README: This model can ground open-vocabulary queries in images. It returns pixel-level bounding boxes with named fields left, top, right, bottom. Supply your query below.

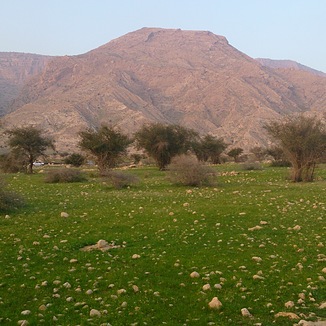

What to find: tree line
left=1, top=114, right=325, bottom=182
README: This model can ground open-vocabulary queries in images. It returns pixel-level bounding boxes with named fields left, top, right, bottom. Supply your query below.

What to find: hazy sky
left=1, top=0, right=325, bottom=72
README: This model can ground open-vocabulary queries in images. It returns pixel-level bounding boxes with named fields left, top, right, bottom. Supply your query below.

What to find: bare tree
left=265, top=115, right=326, bottom=182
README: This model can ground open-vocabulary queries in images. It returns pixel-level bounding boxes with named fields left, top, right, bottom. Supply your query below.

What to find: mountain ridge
left=1, top=28, right=325, bottom=152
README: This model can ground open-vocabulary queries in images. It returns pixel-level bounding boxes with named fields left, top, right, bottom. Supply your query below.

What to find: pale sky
left=1, top=0, right=325, bottom=72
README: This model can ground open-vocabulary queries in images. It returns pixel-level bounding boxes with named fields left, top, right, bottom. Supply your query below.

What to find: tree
left=79, top=125, right=131, bottom=173
left=6, top=126, right=55, bottom=174
left=250, top=146, right=267, bottom=162
left=135, top=123, right=198, bottom=170
left=193, top=135, right=227, bottom=164
left=227, top=147, right=244, bottom=162
left=265, top=115, right=326, bottom=182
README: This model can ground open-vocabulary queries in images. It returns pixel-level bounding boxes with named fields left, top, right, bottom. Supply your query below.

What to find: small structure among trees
left=6, top=126, right=55, bottom=174
left=265, top=114, right=326, bottom=182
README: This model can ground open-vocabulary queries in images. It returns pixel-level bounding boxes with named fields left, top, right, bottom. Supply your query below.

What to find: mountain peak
left=1, top=28, right=325, bottom=152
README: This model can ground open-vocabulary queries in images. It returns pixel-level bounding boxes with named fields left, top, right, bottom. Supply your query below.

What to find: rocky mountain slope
left=1, top=28, right=325, bottom=152
left=0, top=52, right=52, bottom=116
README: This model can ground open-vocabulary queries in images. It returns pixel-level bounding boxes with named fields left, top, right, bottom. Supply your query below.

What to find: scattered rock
left=292, top=225, right=301, bottom=231
left=81, top=240, right=121, bottom=252
left=132, top=254, right=141, bottom=259
left=248, top=225, right=263, bottom=231
left=208, top=297, right=222, bottom=310
left=202, top=284, right=211, bottom=291
left=322, top=267, right=326, bottom=274
left=97, top=239, right=108, bottom=248
left=284, top=301, right=295, bottom=308
left=89, top=309, right=101, bottom=317
left=297, top=321, right=326, bottom=326
left=275, top=312, right=299, bottom=320
left=241, top=308, right=252, bottom=317
left=117, top=289, right=126, bottom=295
left=17, top=321, right=29, bottom=326
left=21, top=310, right=31, bottom=316
left=319, top=302, right=326, bottom=309
left=252, top=256, right=262, bottom=262
left=60, top=212, right=69, bottom=218
left=190, top=271, right=200, bottom=278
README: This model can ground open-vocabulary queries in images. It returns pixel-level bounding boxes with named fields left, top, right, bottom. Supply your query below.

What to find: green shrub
left=167, top=154, right=217, bottom=187
left=270, top=160, right=292, bottom=167
left=64, top=153, right=86, bottom=167
left=44, top=169, right=87, bottom=183
left=240, top=161, right=263, bottom=171
left=0, top=178, right=25, bottom=212
left=0, top=153, right=26, bottom=173
left=102, top=170, right=140, bottom=189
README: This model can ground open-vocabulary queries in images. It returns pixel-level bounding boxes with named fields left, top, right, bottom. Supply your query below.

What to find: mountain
left=0, top=52, right=52, bottom=116
left=1, top=28, right=325, bottom=152
left=256, top=58, right=326, bottom=77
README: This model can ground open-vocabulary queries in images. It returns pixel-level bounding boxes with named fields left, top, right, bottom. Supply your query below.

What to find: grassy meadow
left=0, top=164, right=325, bottom=325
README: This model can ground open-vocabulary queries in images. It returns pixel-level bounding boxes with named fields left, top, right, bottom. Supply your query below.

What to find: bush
left=167, top=154, right=217, bottom=187
left=44, top=169, right=87, bottom=183
left=0, top=178, right=25, bottom=212
left=102, top=170, right=140, bottom=189
left=64, top=153, right=86, bottom=167
left=270, top=160, right=292, bottom=167
left=0, top=153, right=26, bottom=173
left=240, top=162, right=263, bottom=171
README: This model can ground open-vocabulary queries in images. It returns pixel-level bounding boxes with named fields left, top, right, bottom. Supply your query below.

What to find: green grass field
left=0, top=165, right=325, bottom=325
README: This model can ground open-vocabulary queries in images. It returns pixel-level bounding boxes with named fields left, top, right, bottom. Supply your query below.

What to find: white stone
left=190, top=271, right=200, bottom=278
left=97, top=239, right=108, bottom=248
left=298, top=320, right=326, bottom=326
left=322, top=267, right=326, bottom=274
left=252, top=256, right=262, bottom=262
left=17, top=321, right=29, bottom=326
left=241, top=308, right=252, bottom=317
left=132, top=254, right=140, bottom=259
left=60, top=212, right=69, bottom=218
left=90, top=309, right=101, bottom=317
left=202, top=284, right=211, bottom=291
left=132, top=285, right=139, bottom=292
left=208, top=297, right=222, bottom=309
left=284, top=301, right=294, bottom=308
left=21, top=310, right=31, bottom=315
left=117, top=289, right=126, bottom=295
left=63, top=282, right=71, bottom=288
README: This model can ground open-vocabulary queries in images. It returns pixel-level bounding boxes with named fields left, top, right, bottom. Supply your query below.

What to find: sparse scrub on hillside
left=44, top=168, right=87, bottom=183
left=167, top=154, right=217, bottom=186
left=0, top=177, right=24, bottom=212
left=102, top=170, right=140, bottom=189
